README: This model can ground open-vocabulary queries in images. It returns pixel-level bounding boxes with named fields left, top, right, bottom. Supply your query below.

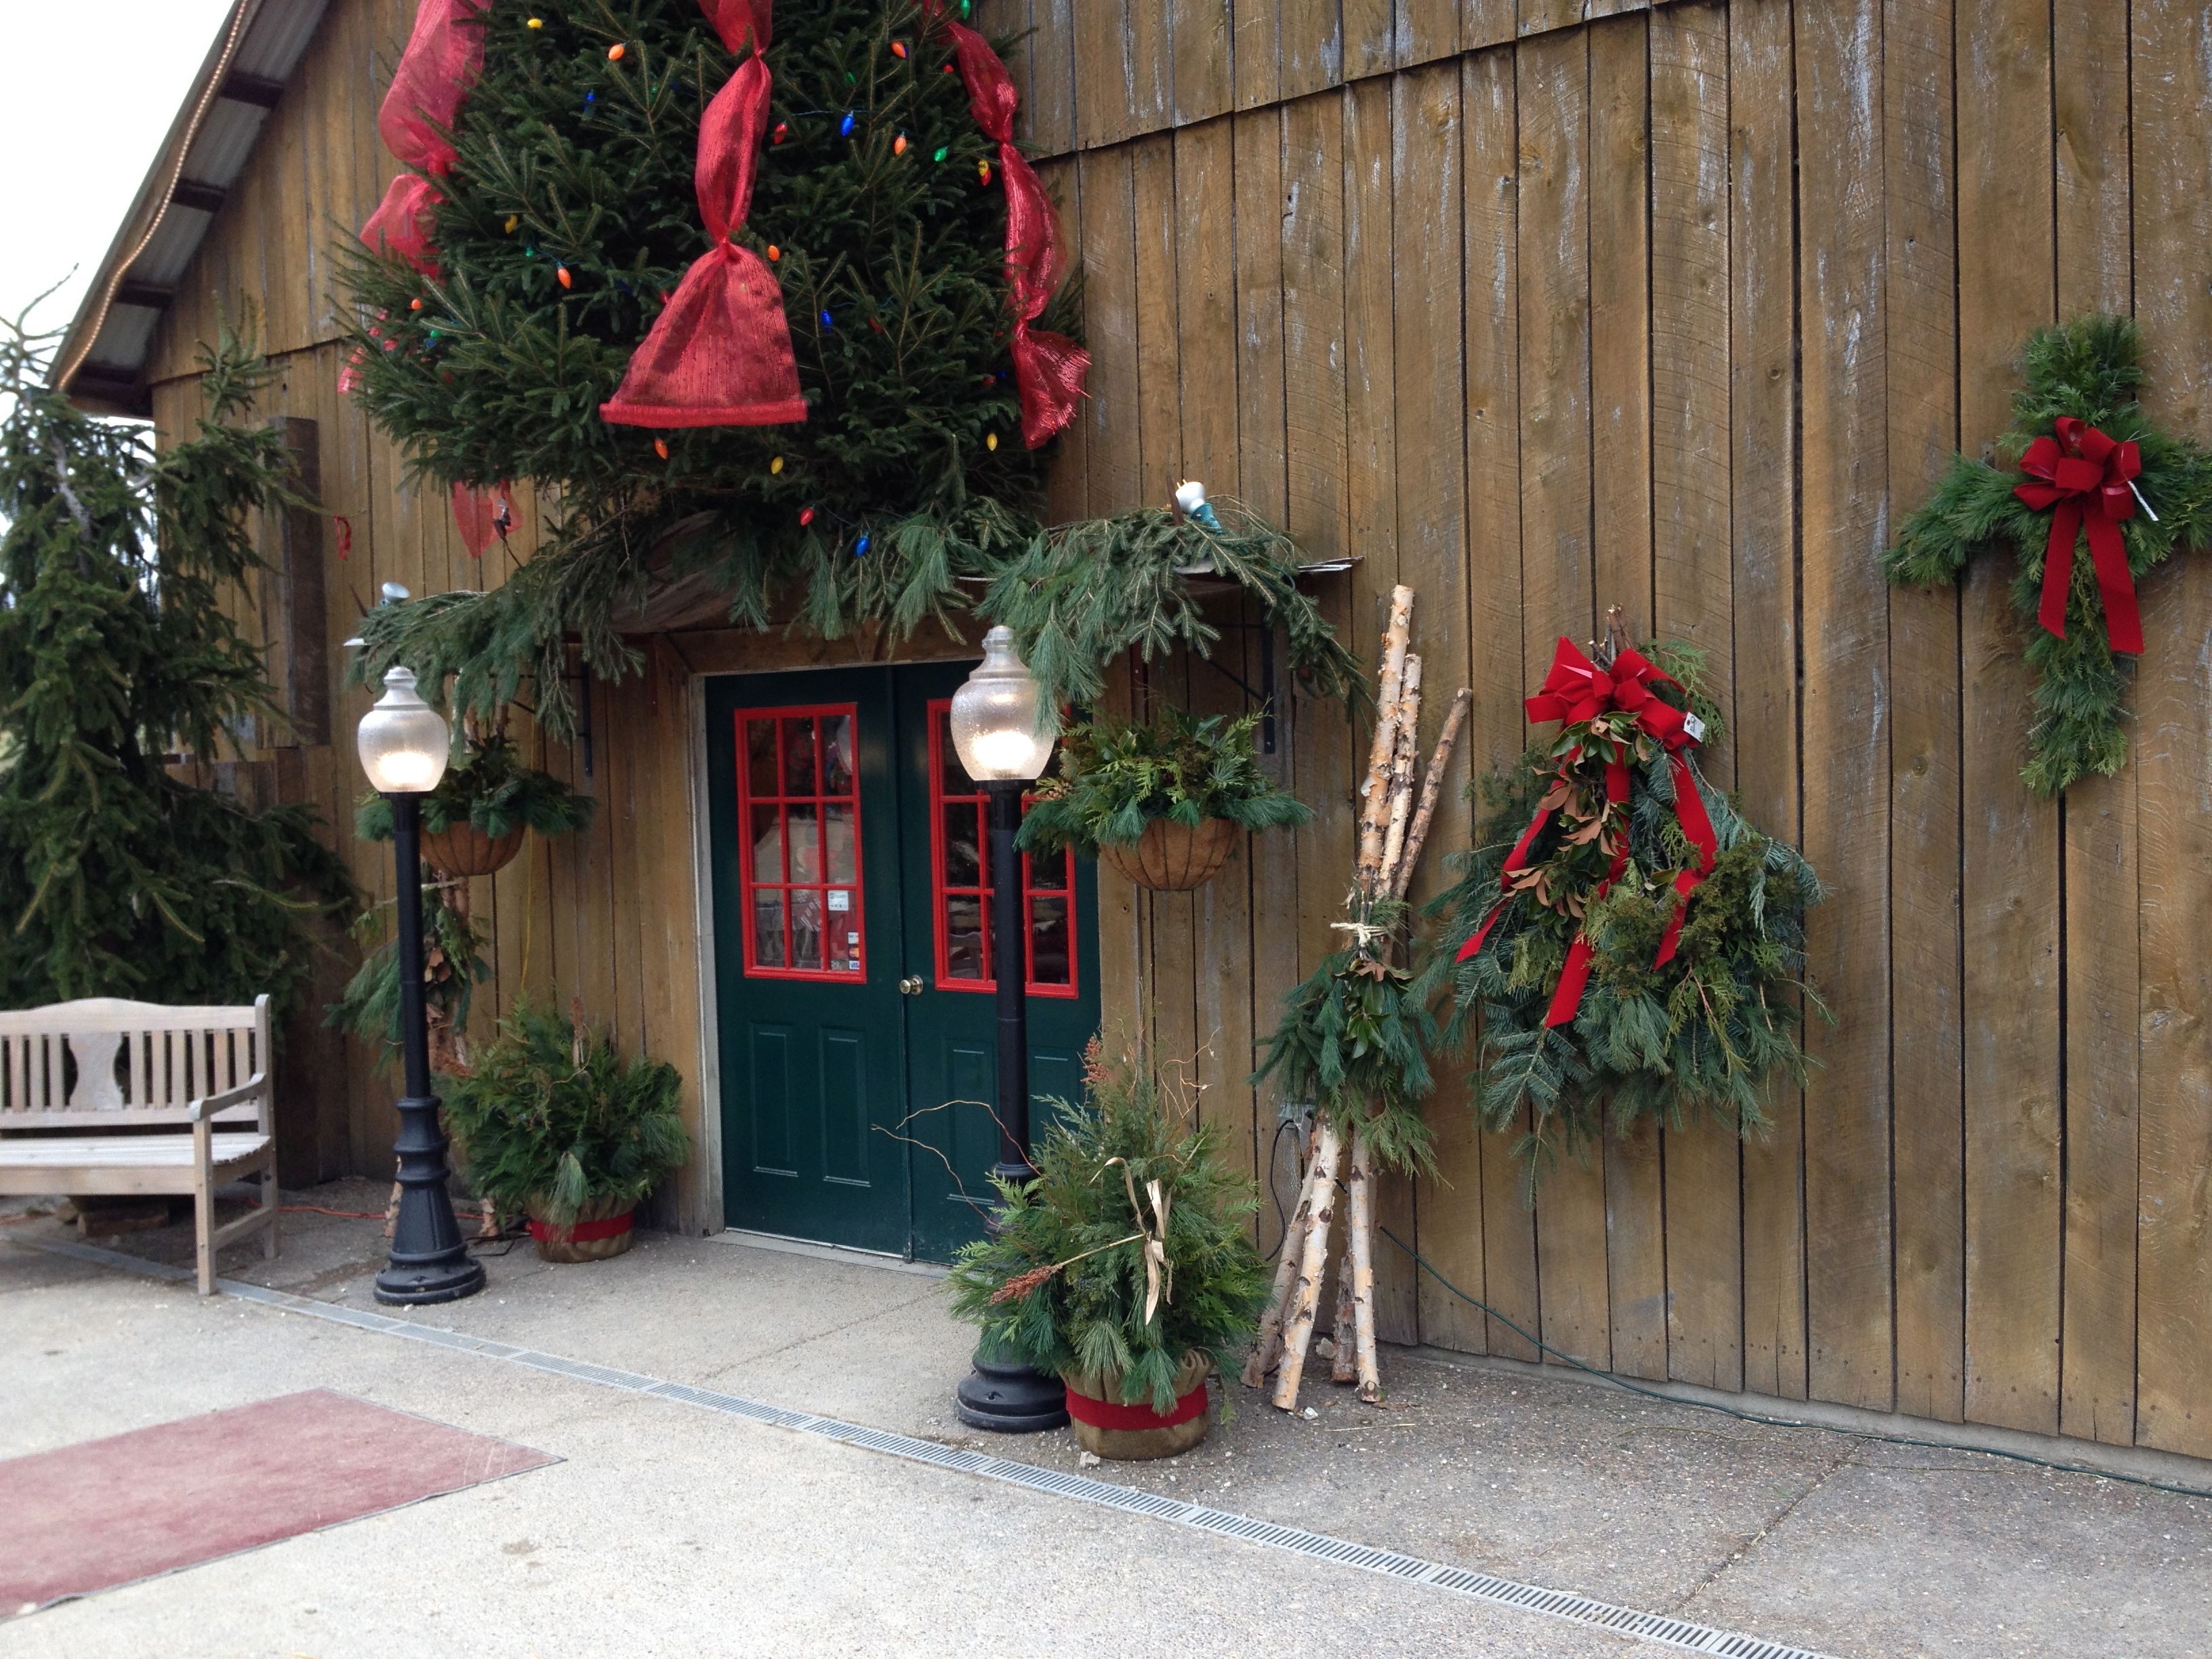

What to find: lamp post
left=949, top=628, right=1066, bottom=1433
left=357, top=666, right=486, bottom=1307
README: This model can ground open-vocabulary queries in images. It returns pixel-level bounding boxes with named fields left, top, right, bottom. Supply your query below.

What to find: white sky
left=0, top=2, right=240, bottom=346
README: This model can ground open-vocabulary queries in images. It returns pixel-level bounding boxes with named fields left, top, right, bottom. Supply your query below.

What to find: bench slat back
left=0, top=997, right=272, bottom=1128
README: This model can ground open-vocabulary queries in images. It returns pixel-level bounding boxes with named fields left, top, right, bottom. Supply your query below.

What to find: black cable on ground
left=1379, top=1225, right=2212, bottom=1504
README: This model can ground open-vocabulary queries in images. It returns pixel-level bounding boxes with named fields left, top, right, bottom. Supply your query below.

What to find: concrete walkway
left=4, top=1185, right=2209, bottom=1658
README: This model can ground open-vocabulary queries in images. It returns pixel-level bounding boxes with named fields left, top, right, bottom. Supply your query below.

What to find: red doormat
left=1, top=1389, right=556, bottom=1615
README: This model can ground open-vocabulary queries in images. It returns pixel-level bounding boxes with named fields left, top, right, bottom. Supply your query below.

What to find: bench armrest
left=188, top=1073, right=269, bottom=1122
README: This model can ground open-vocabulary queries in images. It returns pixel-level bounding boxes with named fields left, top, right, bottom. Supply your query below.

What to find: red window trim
left=733, top=704, right=867, bottom=984
left=927, top=699, right=1079, bottom=1000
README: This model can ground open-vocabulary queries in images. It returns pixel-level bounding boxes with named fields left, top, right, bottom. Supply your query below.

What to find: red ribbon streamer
left=1456, top=638, right=1719, bottom=1027
left=930, top=8, right=1090, bottom=447
left=601, top=1, right=805, bottom=427
left=2014, top=416, right=2144, bottom=655
left=358, top=0, right=491, bottom=277
left=1062, top=1380, right=1208, bottom=1431
left=331, top=516, right=352, bottom=560
left=450, top=482, right=514, bottom=557
left=527, top=1210, right=636, bottom=1245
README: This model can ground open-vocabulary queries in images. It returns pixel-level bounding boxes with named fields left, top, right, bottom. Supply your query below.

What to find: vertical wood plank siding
left=138, top=0, right=2212, bottom=1459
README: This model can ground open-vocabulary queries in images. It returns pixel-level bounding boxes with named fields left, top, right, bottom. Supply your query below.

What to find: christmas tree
left=0, top=316, right=352, bottom=1014
left=339, top=0, right=1072, bottom=733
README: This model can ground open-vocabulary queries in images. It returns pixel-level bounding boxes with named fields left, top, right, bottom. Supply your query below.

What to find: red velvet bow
left=928, top=6, right=1089, bottom=447
left=602, top=0, right=805, bottom=427
left=2015, top=416, right=2144, bottom=655
left=1456, top=638, right=1719, bottom=1028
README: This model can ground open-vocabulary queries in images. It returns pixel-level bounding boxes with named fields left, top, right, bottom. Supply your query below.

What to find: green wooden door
left=705, top=664, right=1100, bottom=1260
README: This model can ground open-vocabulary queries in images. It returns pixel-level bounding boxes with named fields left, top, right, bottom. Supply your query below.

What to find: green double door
left=704, top=663, right=1101, bottom=1261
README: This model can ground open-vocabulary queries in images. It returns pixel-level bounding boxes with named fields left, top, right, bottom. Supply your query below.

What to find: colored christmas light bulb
left=978, top=159, right=992, bottom=185
left=765, top=243, right=781, bottom=261
left=585, top=89, right=596, bottom=102
left=770, top=456, right=785, bottom=474
left=655, top=438, right=670, bottom=459
left=892, top=40, right=907, bottom=58
left=607, top=42, right=625, bottom=60
left=772, top=121, right=789, bottom=143
left=986, top=432, right=998, bottom=451
left=410, top=298, right=424, bottom=310
left=819, top=310, right=834, bottom=329
left=840, top=111, right=856, bottom=136
left=526, top=16, right=542, bottom=27
left=556, top=265, right=573, bottom=289
left=893, top=133, right=908, bottom=156
left=504, top=214, right=519, bottom=233
left=933, top=145, right=947, bottom=163
left=800, top=507, right=816, bottom=527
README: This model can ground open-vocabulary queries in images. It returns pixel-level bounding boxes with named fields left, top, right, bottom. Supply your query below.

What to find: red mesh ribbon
left=1062, top=1380, right=1208, bottom=1431
left=1455, top=638, right=1719, bottom=1027
left=359, top=0, right=491, bottom=276
left=450, top=482, right=515, bottom=557
left=527, top=1210, right=635, bottom=1244
left=2014, top=415, right=2146, bottom=655
left=932, top=10, right=1088, bottom=447
left=601, top=1, right=805, bottom=427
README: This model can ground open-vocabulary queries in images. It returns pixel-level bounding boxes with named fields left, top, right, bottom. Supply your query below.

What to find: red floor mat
left=1, top=1389, right=556, bottom=1614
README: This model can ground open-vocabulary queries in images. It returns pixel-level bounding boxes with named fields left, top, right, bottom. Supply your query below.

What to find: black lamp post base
left=956, top=1348, right=1070, bottom=1433
left=373, top=1254, right=486, bottom=1305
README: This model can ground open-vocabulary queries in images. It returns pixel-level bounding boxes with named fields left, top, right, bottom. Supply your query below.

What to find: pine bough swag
left=1018, top=708, right=1311, bottom=855
left=1882, top=313, right=2212, bottom=796
left=1427, top=640, right=1823, bottom=1186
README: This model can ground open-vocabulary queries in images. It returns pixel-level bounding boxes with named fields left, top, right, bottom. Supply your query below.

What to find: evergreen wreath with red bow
left=1423, top=623, right=1824, bottom=1189
left=1883, top=314, right=2212, bottom=796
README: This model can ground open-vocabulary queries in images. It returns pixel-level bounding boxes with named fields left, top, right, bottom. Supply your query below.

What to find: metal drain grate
left=29, top=1238, right=1830, bottom=1659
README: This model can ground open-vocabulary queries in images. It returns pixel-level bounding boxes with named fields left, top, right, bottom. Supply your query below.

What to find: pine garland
left=0, top=314, right=353, bottom=1016
left=1883, top=313, right=2212, bottom=795
left=1422, top=640, right=1823, bottom=1190
left=979, top=499, right=1364, bottom=713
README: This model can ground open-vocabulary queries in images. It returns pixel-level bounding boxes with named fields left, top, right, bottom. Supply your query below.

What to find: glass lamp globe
left=950, top=627, right=1057, bottom=782
left=356, top=666, right=451, bottom=795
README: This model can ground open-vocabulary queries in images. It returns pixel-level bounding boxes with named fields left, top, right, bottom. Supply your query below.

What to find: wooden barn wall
left=134, top=0, right=2212, bottom=1459
left=1012, top=0, right=2212, bottom=1460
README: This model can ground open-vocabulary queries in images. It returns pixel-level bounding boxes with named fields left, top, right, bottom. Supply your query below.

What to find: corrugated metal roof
left=54, top=0, right=335, bottom=417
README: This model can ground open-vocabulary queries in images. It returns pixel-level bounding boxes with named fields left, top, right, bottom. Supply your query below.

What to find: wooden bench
left=0, top=996, right=279, bottom=1294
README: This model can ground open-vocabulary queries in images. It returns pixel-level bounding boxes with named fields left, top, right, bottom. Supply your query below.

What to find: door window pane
left=734, top=704, right=864, bottom=980
left=927, top=700, right=1080, bottom=998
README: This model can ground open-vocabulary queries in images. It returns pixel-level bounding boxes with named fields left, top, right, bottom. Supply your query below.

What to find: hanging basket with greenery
left=353, top=723, right=594, bottom=877
left=1017, top=706, right=1310, bottom=891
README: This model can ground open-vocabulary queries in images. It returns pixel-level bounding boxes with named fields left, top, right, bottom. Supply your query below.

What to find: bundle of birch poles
left=1244, top=585, right=1469, bottom=1409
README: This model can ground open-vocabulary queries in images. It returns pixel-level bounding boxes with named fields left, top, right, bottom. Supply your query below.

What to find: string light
left=504, top=214, right=519, bottom=233
left=409, top=298, right=424, bottom=311
left=770, top=456, right=785, bottom=474
left=800, top=507, right=816, bottom=527
left=978, top=159, right=992, bottom=185
left=893, top=133, right=908, bottom=156
left=772, top=121, right=789, bottom=144
left=819, top=309, right=834, bottom=329
left=840, top=111, right=856, bottom=136
left=607, top=42, right=625, bottom=60
left=654, top=438, right=670, bottom=459
left=766, top=243, right=781, bottom=261
left=556, top=265, right=573, bottom=288
left=933, top=145, right=947, bottom=163
left=891, top=40, right=907, bottom=58
left=526, top=16, right=542, bottom=27
left=855, top=533, right=871, bottom=556
left=986, top=432, right=998, bottom=451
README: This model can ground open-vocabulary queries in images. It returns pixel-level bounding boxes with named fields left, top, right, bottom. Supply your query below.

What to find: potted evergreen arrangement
left=439, top=998, right=689, bottom=1262
left=1017, top=708, right=1311, bottom=892
left=949, top=1042, right=1270, bottom=1459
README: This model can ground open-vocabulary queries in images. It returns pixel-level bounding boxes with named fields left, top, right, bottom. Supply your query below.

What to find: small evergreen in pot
left=440, top=998, right=689, bottom=1263
left=1017, top=708, right=1311, bottom=891
left=949, top=1042, right=1271, bottom=1458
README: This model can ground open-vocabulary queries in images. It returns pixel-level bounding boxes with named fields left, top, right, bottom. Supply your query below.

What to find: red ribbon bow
left=2014, top=416, right=2144, bottom=655
left=1456, top=638, right=1719, bottom=1028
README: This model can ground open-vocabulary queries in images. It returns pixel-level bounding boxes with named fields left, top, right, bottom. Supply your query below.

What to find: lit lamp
left=949, top=627, right=1066, bottom=1433
left=357, top=666, right=485, bottom=1306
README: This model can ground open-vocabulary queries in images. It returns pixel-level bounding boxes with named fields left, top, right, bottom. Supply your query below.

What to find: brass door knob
left=899, top=975, right=925, bottom=996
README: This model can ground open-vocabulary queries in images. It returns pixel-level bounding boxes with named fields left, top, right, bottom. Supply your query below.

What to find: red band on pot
left=1062, top=1380, right=1208, bottom=1431
left=527, top=1211, right=635, bottom=1244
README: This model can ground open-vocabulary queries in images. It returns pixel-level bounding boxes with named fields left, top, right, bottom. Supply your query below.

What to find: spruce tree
left=339, top=0, right=1064, bottom=731
left=0, top=318, right=352, bottom=1015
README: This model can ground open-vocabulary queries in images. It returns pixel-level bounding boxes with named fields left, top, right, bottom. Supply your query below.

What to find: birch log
left=1377, top=657, right=1425, bottom=890
left=1354, top=587, right=1416, bottom=886
left=1391, top=687, right=1473, bottom=902
left=1244, top=1128, right=1324, bottom=1387
left=1346, top=1126, right=1383, bottom=1401
left=1271, top=1118, right=1344, bottom=1410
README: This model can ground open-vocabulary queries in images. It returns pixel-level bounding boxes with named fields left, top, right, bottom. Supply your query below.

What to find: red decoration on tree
left=928, top=7, right=1088, bottom=448
left=2015, top=416, right=2146, bottom=655
left=451, top=482, right=515, bottom=557
left=1456, top=638, right=1717, bottom=1027
left=600, top=0, right=806, bottom=428
left=359, top=0, right=492, bottom=277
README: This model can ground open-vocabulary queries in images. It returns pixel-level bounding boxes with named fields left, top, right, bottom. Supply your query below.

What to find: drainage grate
left=28, top=1238, right=1831, bottom=1659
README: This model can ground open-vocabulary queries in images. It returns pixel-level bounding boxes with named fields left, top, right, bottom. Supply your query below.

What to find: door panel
left=706, top=670, right=907, bottom=1254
